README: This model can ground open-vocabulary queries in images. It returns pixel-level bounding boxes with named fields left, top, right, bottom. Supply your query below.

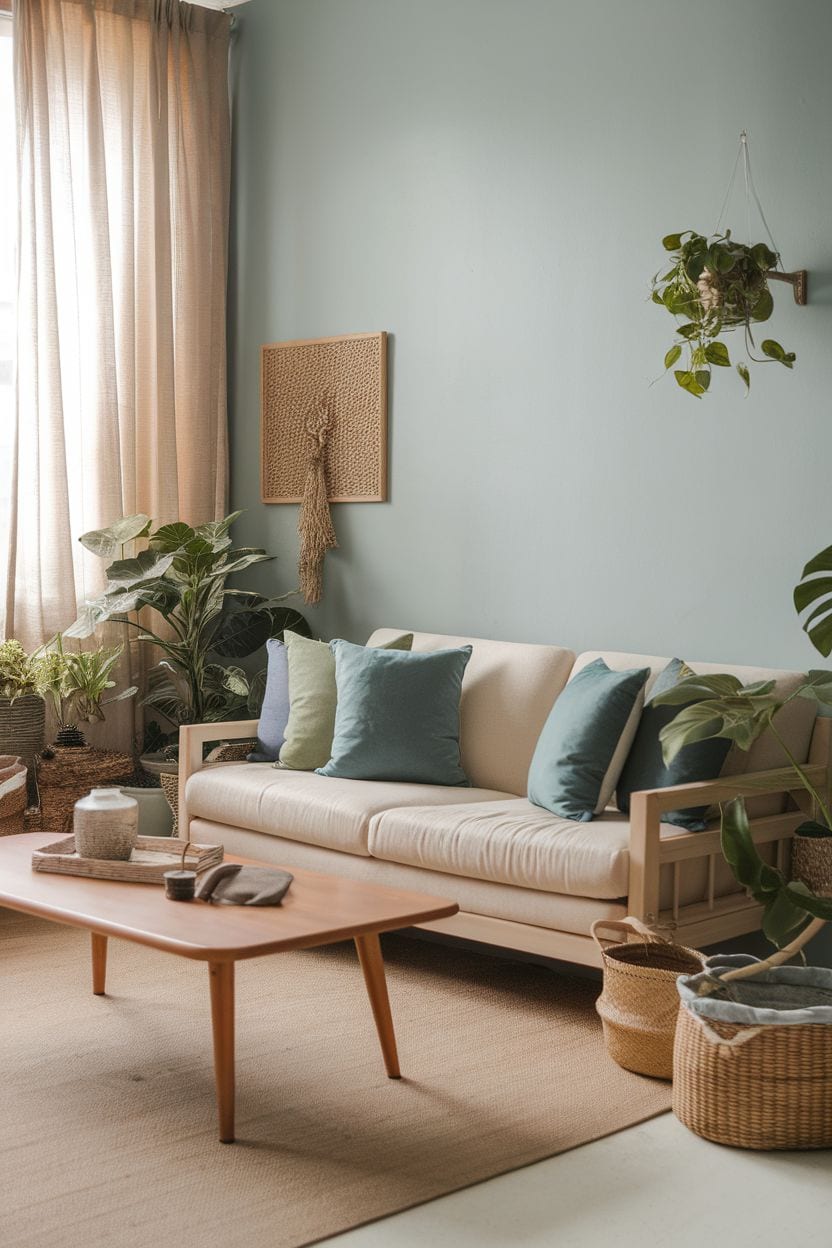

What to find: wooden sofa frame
left=179, top=717, right=832, bottom=970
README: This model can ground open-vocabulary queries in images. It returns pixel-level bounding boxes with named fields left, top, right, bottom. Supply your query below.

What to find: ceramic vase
left=74, top=787, right=139, bottom=861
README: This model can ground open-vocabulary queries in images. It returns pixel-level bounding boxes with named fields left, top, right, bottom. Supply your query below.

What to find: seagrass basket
left=0, top=755, right=28, bottom=835
left=791, top=833, right=832, bottom=896
left=0, top=696, right=45, bottom=767
left=592, top=917, right=706, bottom=1080
left=33, top=747, right=133, bottom=835
left=673, top=962, right=832, bottom=1149
left=160, top=771, right=179, bottom=835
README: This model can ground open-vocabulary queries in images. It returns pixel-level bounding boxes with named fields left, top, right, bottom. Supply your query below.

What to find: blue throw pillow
left=247, top=639, right=290, bottom=762
left=316, top=640, right=472, bottom=785
left=528, top=658, right=650, bottom=822
left=616, top=658, right=732, bottom=831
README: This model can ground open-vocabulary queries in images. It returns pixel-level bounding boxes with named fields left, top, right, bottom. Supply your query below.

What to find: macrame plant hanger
left=297, top=397, right=338, bottom=605
left=715, top=130, right=807, bottom=306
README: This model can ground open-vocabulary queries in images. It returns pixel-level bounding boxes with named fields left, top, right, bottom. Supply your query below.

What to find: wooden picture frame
left=260, top=331, right=388, bottom=503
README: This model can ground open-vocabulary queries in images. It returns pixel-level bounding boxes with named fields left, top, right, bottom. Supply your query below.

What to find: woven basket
left=592, top=917, right=706, bottom=1079
left=791, top=833, right=832, bottom=896
left=0, top=755, right=28, bottom=836
left=673, top=989, right=832, bottom=1149
left=0, top=696, right=45, bottom=767
left=160, top=771, right=179, bottom=836
left=33, top=747, right=133, bottom=835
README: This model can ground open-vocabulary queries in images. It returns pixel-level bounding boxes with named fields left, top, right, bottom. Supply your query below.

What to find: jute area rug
left=1, top=908, right=670, bottom=1248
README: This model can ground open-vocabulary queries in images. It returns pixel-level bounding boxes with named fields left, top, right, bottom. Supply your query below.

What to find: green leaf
left=751, top=243, right=777, bottom=270
left=652, top=673, right=745, bottom=706
left=246, top=667, right=268, bottom=716
left=736, top=362, right=750, bottom=393
left=705, top=341, right=730, bottom=367
left=794, top=819, right=832, bottom=839
left=762, top=338, right=785, bottom=361
left=203, top=549, right=273, bottom=581
left=795, top=550, right=832, bottom=657
left=762, top=889, right=810, bottom=948
left=651, top=290, right=665, bottom=305
left=676, top=323, right=700, bottom=340
left=751, top=287, right=773, bottom=322
left=783, top=882, right=832, bottom=922
left=659, top=704, right=724, bottom=763
left=797, top=670, right=832, bottom=708
left=106, top=549, right=175, bottom=584
left=674, top=370, right=705, bottom=398
left=662, top=233, right=683, bottom=251
left=149, top=522, right=194, bottom=552
left=721, top=798, right=766, bottom=894
left=222, top=667, right=250, bottom=698
left=664, top=344, right=682, bottom=370
left=79, top=515, right=152, bottom=559
left=695, top=370, right=711, bottom=391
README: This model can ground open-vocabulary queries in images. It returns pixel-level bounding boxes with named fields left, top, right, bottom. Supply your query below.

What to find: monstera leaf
left=795, top=545, right=832, bottom=657
left=653, top=673, right=780, bottom=764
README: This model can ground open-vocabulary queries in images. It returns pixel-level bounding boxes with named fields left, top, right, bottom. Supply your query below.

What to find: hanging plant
left=652, top=230, right=795, bottom=398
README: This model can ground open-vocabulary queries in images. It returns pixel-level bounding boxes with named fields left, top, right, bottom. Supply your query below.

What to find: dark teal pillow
left=316, top=640, right=472, bottom=785
left=528, top=659, right=650, bottom=822
left=616, top=658, right=732, bottom=831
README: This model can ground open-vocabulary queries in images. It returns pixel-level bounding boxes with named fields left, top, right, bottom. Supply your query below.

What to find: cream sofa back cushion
left=367, top=630, right=576, bottom=796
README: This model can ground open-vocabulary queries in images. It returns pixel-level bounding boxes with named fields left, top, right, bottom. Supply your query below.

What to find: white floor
left=322, top=1113, right=832, bottom=1247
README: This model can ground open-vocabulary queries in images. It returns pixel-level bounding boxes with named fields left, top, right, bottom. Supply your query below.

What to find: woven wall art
left=260, top=332, right=388, bottom=603
left=260, top=332, right=388, bottom=504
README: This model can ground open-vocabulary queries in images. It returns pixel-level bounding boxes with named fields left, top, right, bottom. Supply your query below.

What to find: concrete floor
left=321, top=1113, right=832, bottom=1248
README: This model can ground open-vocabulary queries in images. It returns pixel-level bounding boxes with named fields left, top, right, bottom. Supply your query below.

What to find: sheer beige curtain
left=5, top=0, right=230, bottom=747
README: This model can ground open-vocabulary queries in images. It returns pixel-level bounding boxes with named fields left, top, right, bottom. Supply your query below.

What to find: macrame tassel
left=297, top=399, right=338, bottom=604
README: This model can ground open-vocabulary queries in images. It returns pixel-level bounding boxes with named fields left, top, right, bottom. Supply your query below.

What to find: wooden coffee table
left=0, top=833, right=458, bottom=1142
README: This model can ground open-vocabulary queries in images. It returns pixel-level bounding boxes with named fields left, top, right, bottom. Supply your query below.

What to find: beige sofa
left=179, top=630, right=831, bottom=968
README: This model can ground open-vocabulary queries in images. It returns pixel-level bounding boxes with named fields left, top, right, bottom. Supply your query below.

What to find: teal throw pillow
left=616, top=658, right=732, bottom=831
left=528, top=658, right=650, bottom=822
left=316, top=640, right=472, bottom=785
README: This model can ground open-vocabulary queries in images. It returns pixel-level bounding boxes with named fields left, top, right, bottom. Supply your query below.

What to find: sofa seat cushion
left=368, top=798, right=653, bottom=899
left=185, top=764, right=511, bottom=856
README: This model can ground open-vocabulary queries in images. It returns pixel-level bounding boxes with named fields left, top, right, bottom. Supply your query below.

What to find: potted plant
left=66, top=511, right=308, bottom=769
left=0, top=639, right=47, bottom=768
left=36, top=636, right=137, bottom=748
left=655, top=668, right=832, bottom=949
left=653, top=230, right=795, bottom=397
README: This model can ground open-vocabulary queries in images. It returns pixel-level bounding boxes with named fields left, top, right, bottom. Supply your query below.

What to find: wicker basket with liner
left=591, top=916, right=706, bottom=1080
left=674, top=918, right=832, bottom=1150
left=0, top=755, right=28, bottom=836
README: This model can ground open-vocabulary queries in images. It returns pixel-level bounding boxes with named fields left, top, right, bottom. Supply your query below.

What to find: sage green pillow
left=277, top=630, right=413, bottom=772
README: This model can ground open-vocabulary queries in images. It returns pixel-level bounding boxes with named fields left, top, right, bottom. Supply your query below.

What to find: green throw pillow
left=528, top=658, right=650, bottom=822
left=277, top=630, right=413, bottom=772
left=316, top=640, right=472, bottom=785
left=616, top=658, right=732, bottom=831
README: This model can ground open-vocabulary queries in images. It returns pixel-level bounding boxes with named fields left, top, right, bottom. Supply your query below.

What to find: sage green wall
left=229, top=0, right=832, bottom=672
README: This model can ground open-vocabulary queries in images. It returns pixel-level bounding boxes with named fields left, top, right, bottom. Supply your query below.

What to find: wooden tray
left=31, top=835, right=223, bottom=884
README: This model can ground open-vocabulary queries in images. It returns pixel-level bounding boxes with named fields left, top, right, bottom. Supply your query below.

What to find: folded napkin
left=196, top=863, right=294, bottom=906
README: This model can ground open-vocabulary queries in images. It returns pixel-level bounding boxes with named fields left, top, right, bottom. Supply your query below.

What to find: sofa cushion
left=369, top=798, right=642, bottom=899
left=367, top=630, right=576, bottom=796
left=318, top=641, right=472, bottom=785
left=186, top=763, right=511, bottom=855
left=527, top=658, right=649, bottom=821
left=573, top=651, right=817, bottom=816
left=248, top=638, right=290, bottom=762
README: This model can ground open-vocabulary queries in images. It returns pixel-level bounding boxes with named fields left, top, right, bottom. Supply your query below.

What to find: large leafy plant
left=653, top=230, right=795, bottom=397
left=0, top=640, right=42, bottom=702
left=36, top=636, right=137, bottom=725
left=67, top=512, right=308, bottom=725
left=654, top=670, right=832, bottom=948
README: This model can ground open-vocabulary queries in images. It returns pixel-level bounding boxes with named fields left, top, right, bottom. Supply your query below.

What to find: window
left=0, top=14, right=14, bottom=628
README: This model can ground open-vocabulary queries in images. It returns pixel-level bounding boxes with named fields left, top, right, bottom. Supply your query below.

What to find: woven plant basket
left=674, top=958, right=832, bottom=1149
left=592, top=917, right=706, bottom=1080
left=791, top=833, right=832, bottom=896
left=0, top=696, right=45, bottom=766
left=0, top=755, right=28, bottom=836
left=160, top=771, right=179, bottom=836
left=33, top=747, right=133, bottom=835
left=158, top=741, right=256, bottom=837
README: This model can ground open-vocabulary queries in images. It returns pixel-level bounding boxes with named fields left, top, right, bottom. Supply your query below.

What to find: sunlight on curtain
left=0, top=20, right=14, bottom=637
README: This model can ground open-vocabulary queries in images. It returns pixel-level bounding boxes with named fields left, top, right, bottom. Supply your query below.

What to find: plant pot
left=791, top=830, right=832, bottom=896
left=139, top=751, right=179, bottom=778
left=73, top=787, right=139, bottom=861
left=0, top=696, right=45, bottom=767
left=119, top=786, right=174, bottom=839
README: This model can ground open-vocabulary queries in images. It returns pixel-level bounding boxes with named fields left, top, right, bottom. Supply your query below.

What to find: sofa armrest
left=178, top=720, right=259, bottom=837
left=627, top=763, right=828, bottom=923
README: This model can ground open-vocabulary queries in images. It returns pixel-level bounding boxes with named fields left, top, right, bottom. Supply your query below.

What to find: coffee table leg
left=209, top=961, right=236, bottom=1143
left=91, top=933, right=107, bottom=995
left=354, top=932, right=401, bottom=1079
